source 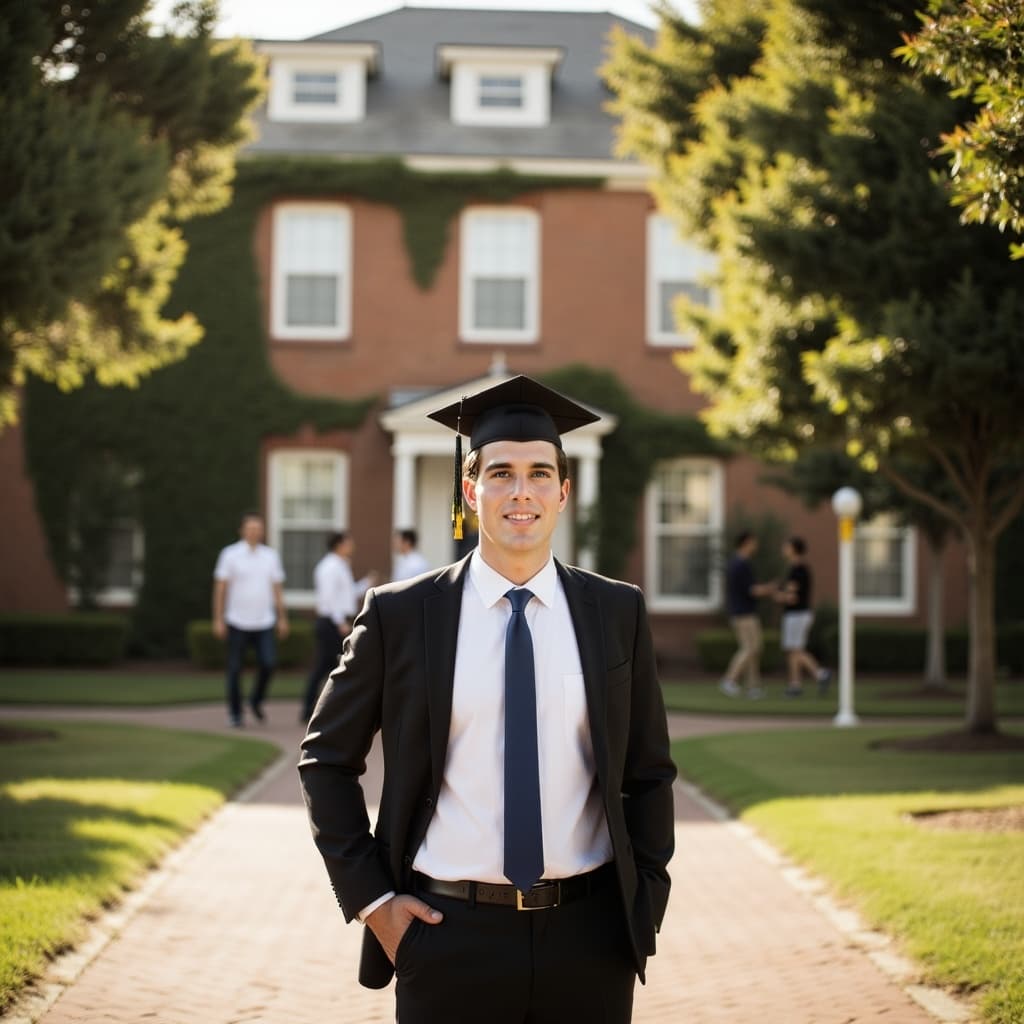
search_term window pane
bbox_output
[466,214,533,274]
[656,464,711,527]
[281,529,328,586]
[102,523,139,590]
[473,277,526,329]
[659,280,711,334]
[855,534,904,599]
[281,210,346,273]
[293,71,338,105]
[286,274,338,327]
[658,535,712,598]
[479,75,523,108]
[280,458,336,522]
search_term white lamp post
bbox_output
[831,486,863,727]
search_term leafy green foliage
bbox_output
[0,613,129,665]
[0,0,265,426]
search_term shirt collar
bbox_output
[469,549,558,610]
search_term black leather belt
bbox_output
[414,863,614,911]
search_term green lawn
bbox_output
[662,676,1024,718]
[0,720,277,1012]
[673,726,1024,1024]
[0,670,305,705]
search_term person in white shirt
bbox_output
[392,528,430,581]
[301,531,378,722]
[300,377,675,1024]
[212,513,288,727]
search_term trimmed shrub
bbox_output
[186,619,314,669]
[0,613,128,665]
[695,628,783,674]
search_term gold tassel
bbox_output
[452,427,464,540]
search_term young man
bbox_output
[776,535,831,698]
[212,513,288,727]
[301,531,378,722]
[392,528,430,581]
[299,376,675,1024]
[719,531,774,699]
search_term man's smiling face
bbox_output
[464,439,570,574]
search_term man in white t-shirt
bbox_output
[392,528,430,581]
[212,513,288,726]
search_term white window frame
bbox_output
[852,517,917,615]
[270,202,352,342]
[267,57,368,123]
[644,458,724,612]
[267,450,349,608]
[459,207,540,344]
[67,520,145,608]
[646,213,718,347]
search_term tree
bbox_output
[0,0,264,427]
[898,0,1024,254]
[605,0,1024,733]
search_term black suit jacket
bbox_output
[299,555,676,989]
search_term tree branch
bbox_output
[879,460,964,531]
[990,477,1024,541]
[925,440,972,507]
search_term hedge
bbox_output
[0,613,128,665]
[186,619,314,669]
[697,621,1024,675]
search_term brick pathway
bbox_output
[4,703,956,1024]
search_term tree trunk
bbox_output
[964,526,998,733]
[923,533,947,689]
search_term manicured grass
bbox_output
[662,676,1024,718]
[0,720,277,1012]
[0,670,305,705]
[673,726,1024,1024]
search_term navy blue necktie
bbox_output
[503,587,544,894]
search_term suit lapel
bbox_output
[423,555,471,796]
[557,561,610,783]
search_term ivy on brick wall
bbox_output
[542,365,724,579]
[22,158,602,654]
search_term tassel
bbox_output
[452,414,464,540]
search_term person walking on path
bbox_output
[719,531,775,700]
[299,376,676,1024]
[212,512,288,727]
[775,535,831,698]
[301,531,377,722]
[392,527,430,581]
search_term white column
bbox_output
[392,449,416,532]
[576,452,599,571]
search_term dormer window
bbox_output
[438,45,562,127]
[261,42,380,123]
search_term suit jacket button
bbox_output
[425,796,434,807]
[403,855,412,866]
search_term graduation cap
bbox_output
[428,375,600,539]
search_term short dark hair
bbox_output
[397,528,418,547]
[735,530,753,550]
[787,535,807,556]
[240,511,263,526]
[327,530,348,551]
[463,445,570,483]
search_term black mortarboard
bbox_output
[427,375,600,539]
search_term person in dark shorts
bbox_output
[776,536,831,697]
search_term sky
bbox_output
[150,0,696,39]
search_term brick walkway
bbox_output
[4,703,957,1024]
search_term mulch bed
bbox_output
[0,725,59,744]
[908,806,1024,833]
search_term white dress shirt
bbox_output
[213,541,284,630]
[313,552,370,624]
[393,549,430,581]
[413,550,613,883]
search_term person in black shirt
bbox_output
[720,531,774,699]
[776,536,831,697]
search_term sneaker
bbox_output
[784,686,804,698]
[718,679,743,698]
[249,702,266,723]
[746,687,766,701]
[229,715,243,728]
[817,668,832,695]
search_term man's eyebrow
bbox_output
[483,460,557,471]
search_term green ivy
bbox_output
[542,365,724,579]
[22,158,603,655]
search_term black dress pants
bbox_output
[394,877,636,1024]
[301,616,344,720]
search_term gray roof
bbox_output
[246,6,653,161]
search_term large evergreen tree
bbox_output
[0,0,263,426]
[605,0,1024,733]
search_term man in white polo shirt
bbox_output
[212,513,289,727]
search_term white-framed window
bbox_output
[267,450,349,606]
[267,57,368,123]
[647,214,717,347]
[853,515,916,615]
[271,203,352,341]
[440,46,559,126]
[645,458,724,611]
[459,208,539,343]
